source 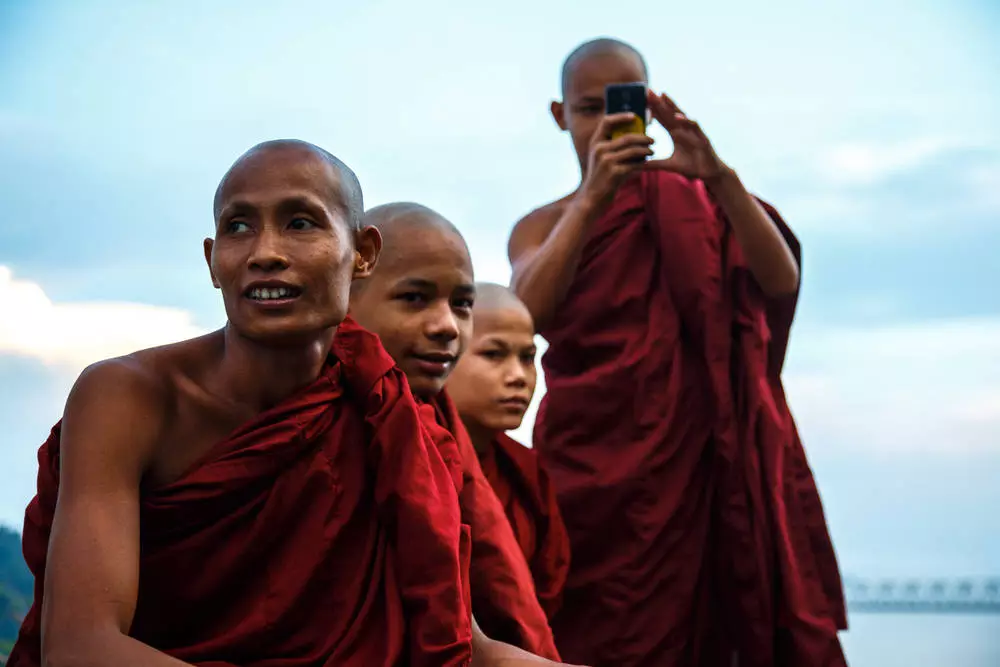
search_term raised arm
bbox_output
[509,113,652,331]
[41,359,191,667]
[644,90,799,296]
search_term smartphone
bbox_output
[605,82,647,140]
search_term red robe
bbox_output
[478,433,570,619]
[533,172,847,667]
[423,392,561,661]
[8,317,472,667]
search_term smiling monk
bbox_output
[350,203,572,665]
[8,140,472,667]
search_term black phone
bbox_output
[605,82,647,139]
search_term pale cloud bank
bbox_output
[1,265,207,375]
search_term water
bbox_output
[841,613,1000,666]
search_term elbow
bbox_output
[43,647,88,667]
[42,629,110,667]
[762,263,800,298]
[509,276,552,333]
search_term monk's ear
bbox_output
[352,225,382,279]
[203,237,220,288]
[551,100,568,131]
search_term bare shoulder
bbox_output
[61,334,217,475]
[508,195,574,264]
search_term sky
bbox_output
[1,0,998,582]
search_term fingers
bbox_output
[596,111,642,138]
[648,90,682,116]
[592,134,653,168]
[607,133,654,151]
[608,142,655,163]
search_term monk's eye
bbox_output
[397,292,428,305]
[288,217,316,231]
[226,220,251,234]
[453,297,474,311]
[574,104,603,116]
[481,349,505,361]
[521,351,536,365]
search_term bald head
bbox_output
[560,37,648,97]
[474,282,529,318]
[363,202,463,244]
[214,139,364,229]
[358,202,468,280]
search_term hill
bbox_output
[0,525,31,661]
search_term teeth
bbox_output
[250,287,293,300]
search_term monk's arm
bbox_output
[41,360,191,667]
[471,616,585,666]
[706,168,799,296]
[508,200,599,331]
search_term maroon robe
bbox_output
[423,391,562,661]
[533,171,847,666]
[8,317,473,667]
[478,433,570,619]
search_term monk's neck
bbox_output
[213,324,334,412]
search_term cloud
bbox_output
[817,137,957,186]
[784,316,1000,455]
[1,265,207,374]
[765,140,1000,241]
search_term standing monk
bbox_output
[349,203,571,664]
[508,38,847,666]
[447,283,571,620]
[8,140,477,667]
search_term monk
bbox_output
[447,283,570,620]
[348,203,571,665]
[9,140,479,667]
[508,38,848,666]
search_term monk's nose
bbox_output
[425,301,460,341]
[247,227,290,272]
[505,359,528,387]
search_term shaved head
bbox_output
[355,202,468,293]
[363,202,463,244]
[214,139,364,229]
[560,37,648,97]
[474,282,530,319]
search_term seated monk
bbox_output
[446,283,570,620]
[8,140,479,667]
[507,38,848,666]
[349,203,573,665]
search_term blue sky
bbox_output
[1,0,998,582]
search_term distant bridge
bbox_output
[845,577,1000,613]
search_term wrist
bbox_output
[703,164,740,195]
[570,190,605,222]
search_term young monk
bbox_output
[447,283,570,620]
[508,38,848,666]
[9,140,479,667]
[349,203,572,665]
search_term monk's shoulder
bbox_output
[508,196,573,262]
[66,334,219,447]
[70,353,170,418]
[60,352,175,474]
